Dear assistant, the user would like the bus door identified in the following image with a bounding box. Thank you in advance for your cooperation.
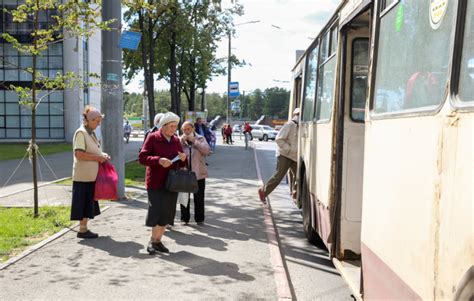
[335,10,371,260]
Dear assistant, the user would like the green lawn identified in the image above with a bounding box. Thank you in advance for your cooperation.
[0,143,72,161]
[56,160,146,187]
[0,206,73,262]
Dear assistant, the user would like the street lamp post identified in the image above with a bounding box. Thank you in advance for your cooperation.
[226,20,260,124]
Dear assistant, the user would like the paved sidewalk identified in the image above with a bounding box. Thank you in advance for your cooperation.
[0,138,142,202]
[0,140,279,299]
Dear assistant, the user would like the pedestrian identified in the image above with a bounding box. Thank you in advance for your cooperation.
[209,125,217,152]
[71,106,110,239]
[139,113,163,153]
[179,121,211,224]
[123,120,132,143]
[258,108,300,204]
[139,112,187,254]
[224,124,233,144]
[221,124,227,144]
[194,117,212,145]
[243,122,253,140]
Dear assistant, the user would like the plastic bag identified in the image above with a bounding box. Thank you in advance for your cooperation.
[178,192,192,207]
[94,161,119,201]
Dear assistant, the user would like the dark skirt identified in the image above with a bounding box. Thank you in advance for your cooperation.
[71,181,101,220]
[146,188,178,227]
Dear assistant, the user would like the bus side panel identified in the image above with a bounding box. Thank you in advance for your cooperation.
[313,122,334,243]
[437,113,474,299]
[361,116,441,299]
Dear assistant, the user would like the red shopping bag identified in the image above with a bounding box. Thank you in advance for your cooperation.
[94,162,119,201]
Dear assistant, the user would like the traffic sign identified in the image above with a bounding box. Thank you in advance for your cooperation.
[119,31,142,50]
[229,81,240,97]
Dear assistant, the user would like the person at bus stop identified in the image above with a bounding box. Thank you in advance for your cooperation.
[123,120,132,143]
[224,124,233,144]
[179,121,211,224]
[71,106,110,239]
[194,118,212,145]
[139,112,187,254]
[258,108,300,204]
[243,122,253,140]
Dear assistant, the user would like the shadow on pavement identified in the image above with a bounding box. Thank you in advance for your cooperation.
[166,230,228,251]
[78,236,151,260]
[160,250,255,282]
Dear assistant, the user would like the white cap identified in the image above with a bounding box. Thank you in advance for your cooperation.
[159,112,180,127]
[154,113,164,126]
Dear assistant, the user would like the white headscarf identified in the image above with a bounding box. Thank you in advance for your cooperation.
[159,112,180,127]
[154,113,164,127]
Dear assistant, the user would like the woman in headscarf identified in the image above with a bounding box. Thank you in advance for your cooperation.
[71,106,110,239]
[179,121,211,224]
[139,112,187,254]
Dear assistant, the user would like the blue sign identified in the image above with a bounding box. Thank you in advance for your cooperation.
[119,31,142,50]
[229,81,240,97]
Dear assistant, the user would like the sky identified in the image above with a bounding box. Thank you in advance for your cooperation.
[124,0,340,95]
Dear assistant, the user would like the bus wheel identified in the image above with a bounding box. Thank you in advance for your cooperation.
[301,174,321,245]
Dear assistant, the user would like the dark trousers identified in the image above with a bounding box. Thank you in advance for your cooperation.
[263,156,297,196]
[180,179,205,223]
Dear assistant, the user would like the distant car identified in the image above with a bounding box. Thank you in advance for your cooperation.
[251,125,278,141]
[232,124,241,133]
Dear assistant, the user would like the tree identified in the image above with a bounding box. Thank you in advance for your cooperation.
[248,89,264,119]
[1,0,111,217]
[263,87,290,119]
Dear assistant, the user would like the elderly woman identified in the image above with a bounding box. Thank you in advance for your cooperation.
[179,121,211,224]
[71,106,110,239]
[139,112,187,254]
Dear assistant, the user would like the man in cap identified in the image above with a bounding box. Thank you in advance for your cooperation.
[258,108,300,204]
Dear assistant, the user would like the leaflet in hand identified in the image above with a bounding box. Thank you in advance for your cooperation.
[170,155,180,163]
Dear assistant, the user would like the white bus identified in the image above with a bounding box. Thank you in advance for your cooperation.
[288,0,473,299]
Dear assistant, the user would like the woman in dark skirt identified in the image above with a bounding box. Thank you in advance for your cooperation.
[139,112,187,254]
[71,106,110,239]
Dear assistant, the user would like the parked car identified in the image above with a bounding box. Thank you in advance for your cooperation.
[232,124,241,133]
[251,125,278,141]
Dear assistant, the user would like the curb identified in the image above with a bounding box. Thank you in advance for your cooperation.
[0,205,111,271]
[252,143,295,300]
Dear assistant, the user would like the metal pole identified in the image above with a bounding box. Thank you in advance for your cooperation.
[227,31,231,124]
[101,0,125,199]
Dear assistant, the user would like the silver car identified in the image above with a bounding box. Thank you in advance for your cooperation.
[251,125,278,141]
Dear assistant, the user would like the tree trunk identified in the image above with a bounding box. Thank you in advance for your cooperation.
[138,9,155,127]
[146,1,156,127]
[200,87,205,111]
[169,31,179,116]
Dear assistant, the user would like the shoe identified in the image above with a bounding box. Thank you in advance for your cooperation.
[147,241,157,255]
[196,221,204,226]
[181,218,189,225]
[77,230,99,239]
[258,188,267,204]
[291,190,297,199]
[153,242,169,253]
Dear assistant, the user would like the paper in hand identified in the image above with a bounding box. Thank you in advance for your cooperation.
[170,155,180,163]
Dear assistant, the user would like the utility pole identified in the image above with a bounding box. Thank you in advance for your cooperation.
[101,0,125,199]
[226,31,231,124]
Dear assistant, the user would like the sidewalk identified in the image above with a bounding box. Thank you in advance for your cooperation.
[0,138,142,205]
[0,140,279,299]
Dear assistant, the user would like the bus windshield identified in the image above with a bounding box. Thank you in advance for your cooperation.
[459,1,473,103]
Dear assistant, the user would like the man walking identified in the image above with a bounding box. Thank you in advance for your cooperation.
[258,108,300,204]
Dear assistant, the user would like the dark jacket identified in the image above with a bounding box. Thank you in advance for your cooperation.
[195,123,212,144]
[139,129,187,190]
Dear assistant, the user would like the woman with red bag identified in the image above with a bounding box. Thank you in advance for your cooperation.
[139,112,187,254]
[71,106,110,239]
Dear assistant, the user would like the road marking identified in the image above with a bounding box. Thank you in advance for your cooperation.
[252,142,295,300]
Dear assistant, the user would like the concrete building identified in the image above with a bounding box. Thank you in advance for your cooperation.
[0,1,102,142]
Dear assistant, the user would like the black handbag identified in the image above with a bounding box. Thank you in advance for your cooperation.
[165,144,199,193]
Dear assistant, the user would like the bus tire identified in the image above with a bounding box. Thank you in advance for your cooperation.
[301,174,321,245]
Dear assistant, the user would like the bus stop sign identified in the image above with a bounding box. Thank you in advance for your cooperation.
[119,31,142,50]
[229,82,240,97]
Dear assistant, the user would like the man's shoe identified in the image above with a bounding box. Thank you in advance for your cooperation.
[147,241,157,255]
[153,242,169,253]
[258,188,267,204]
[77,230,99,239]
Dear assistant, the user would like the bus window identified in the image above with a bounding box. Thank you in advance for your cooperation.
[302,46,319,122]
[459,1,473,103]
[373,1,455,114]
[351,39,369,121]
[315,31,337,121]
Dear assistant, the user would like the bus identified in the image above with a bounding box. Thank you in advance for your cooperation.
[287,0,473,299]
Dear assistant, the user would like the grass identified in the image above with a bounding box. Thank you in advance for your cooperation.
[0,143,72,161]
[56,160,146,187]
[0,206,73,262]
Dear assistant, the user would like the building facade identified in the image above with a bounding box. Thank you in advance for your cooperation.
[0,0,102,142]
